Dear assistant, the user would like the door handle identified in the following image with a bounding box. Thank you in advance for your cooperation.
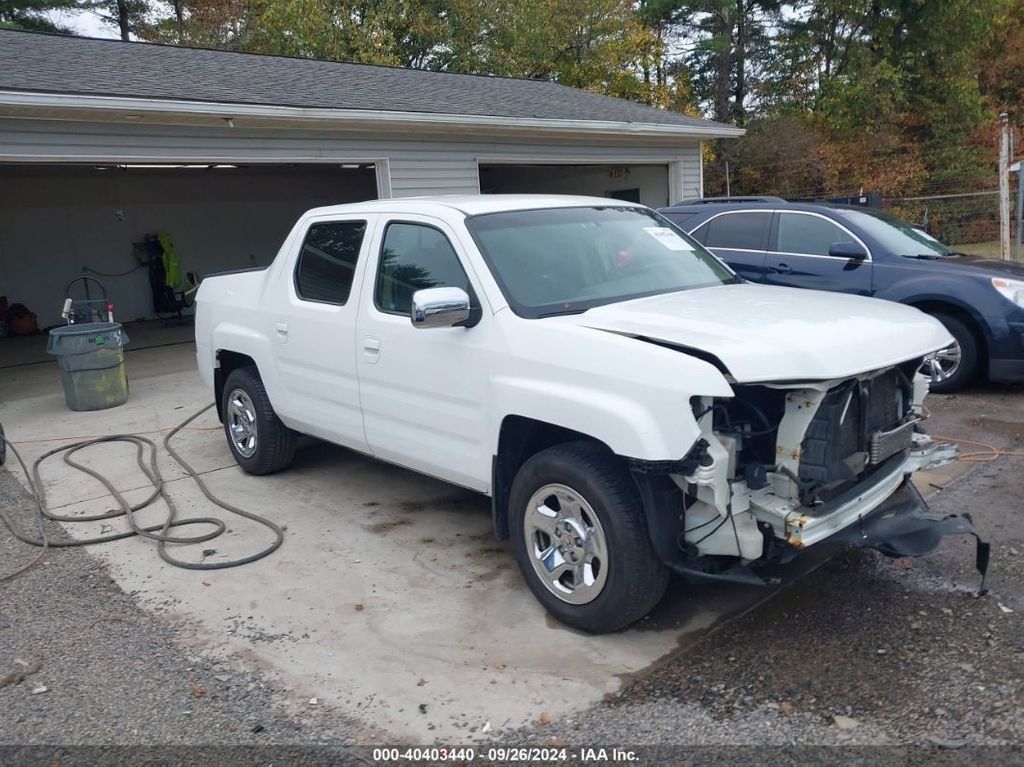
[363,336,381,362]
[774,263,792,275]
[275,322,289,341]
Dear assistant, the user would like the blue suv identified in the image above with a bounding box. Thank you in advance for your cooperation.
[660,198,1024,392]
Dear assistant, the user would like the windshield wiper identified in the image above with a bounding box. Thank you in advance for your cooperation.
[536,308,585,318]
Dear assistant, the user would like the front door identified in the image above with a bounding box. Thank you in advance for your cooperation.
[764,211,873,295]
[267,215,375,452]
[355,217,492,491]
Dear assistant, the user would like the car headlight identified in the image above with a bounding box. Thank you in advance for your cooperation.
[991,277,1024,308]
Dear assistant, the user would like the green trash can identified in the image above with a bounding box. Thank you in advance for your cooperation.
[47,322,130,411]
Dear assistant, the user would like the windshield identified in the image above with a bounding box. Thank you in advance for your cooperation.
[465,206,738,318]
[834,208,954,258]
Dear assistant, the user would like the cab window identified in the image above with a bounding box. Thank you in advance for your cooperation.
[294,221,366,304]
[375,223,472,315]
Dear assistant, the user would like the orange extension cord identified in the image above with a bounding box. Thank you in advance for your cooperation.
[929,435,1024,463]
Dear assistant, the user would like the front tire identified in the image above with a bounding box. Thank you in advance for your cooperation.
[508,441,670,633]
[222,367,296,475]
[924,312,979,393]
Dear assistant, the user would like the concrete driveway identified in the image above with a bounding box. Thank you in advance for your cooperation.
[0,342,828,740]
[0,340,983,742]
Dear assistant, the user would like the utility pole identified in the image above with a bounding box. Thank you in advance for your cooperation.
[1015,159,1023,261]
[999,113,1011,260]
[725,161,731,197]
[1014,122,1023,262]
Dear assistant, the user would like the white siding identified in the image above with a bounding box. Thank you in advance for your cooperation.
[0,118,704,199]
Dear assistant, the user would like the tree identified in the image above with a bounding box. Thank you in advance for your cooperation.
[442,0,668,104]
[979,0,1024,117]
[92,0,148,39]
[138,0,263,49]
[644,0,780,125]
[239,0,454,67]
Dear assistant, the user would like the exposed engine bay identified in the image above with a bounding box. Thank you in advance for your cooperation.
[667,358,989,588]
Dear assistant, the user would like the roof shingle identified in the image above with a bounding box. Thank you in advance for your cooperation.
[0,30,735,131]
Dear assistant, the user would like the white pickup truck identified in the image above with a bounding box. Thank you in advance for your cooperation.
[196,195,987,633]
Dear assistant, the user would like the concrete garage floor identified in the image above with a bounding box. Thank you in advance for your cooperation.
[0,342,1020,748]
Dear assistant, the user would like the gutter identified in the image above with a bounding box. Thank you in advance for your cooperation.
[0,90,746,140]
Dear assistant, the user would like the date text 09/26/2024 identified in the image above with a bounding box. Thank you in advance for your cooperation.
[372,746,639,762]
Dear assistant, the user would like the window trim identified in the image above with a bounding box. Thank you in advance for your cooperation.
[372,219,478,319]
[292,218,369,307]
[688,209,874,262]
[770,210,873,261]
[686,209,773,253]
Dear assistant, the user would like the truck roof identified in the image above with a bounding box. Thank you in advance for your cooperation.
[303,194,646,218]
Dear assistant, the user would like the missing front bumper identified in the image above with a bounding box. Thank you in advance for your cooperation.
[828,479,990,593]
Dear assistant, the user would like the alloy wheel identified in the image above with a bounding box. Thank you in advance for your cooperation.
[922,339,962,384]
[226,388,258,458]
[523,483,609,605]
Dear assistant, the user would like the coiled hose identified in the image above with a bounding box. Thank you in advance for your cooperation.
[0,403,283,583]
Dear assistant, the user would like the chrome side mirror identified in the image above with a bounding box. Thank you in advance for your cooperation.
[410,287,471,329]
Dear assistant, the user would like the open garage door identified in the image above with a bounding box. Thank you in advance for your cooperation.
[0,163,377,330]
[479,163,670,208]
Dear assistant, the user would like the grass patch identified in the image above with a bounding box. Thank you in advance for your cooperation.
[954,240,1024,261]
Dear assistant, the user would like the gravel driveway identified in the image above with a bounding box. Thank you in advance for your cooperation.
[1,384,1021,757]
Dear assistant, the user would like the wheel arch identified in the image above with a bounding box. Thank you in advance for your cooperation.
[904,298,989,369]
[214,349,258,422]
[491,415,616,540]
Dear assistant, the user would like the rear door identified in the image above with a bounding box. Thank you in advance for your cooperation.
[267,215,376,452]
[686,210,771,282]
[764,211,872,295]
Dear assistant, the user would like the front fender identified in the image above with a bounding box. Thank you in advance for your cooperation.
[876,278,993,335]
[490,321,734,461]
[493,377,701,460]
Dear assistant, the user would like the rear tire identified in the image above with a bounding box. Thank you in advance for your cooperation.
[926,312,979,393]
[222,367,296,475]
[508,441,670,633]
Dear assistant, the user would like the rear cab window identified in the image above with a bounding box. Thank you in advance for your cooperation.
[294,221,367,304]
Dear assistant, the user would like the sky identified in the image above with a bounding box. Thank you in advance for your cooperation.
[52,8,121,39]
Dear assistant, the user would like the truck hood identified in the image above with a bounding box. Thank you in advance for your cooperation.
[555,283,952,383]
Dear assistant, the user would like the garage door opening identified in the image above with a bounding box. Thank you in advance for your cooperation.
[479,163,670,209]
[0,162,377,341]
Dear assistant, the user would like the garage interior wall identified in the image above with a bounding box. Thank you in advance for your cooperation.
[0,164,376,326]
[479,164,671,208]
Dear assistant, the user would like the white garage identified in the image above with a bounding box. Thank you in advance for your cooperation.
[0,29,741,328]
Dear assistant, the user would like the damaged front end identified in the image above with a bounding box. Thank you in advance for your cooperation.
[636,359,989,592]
